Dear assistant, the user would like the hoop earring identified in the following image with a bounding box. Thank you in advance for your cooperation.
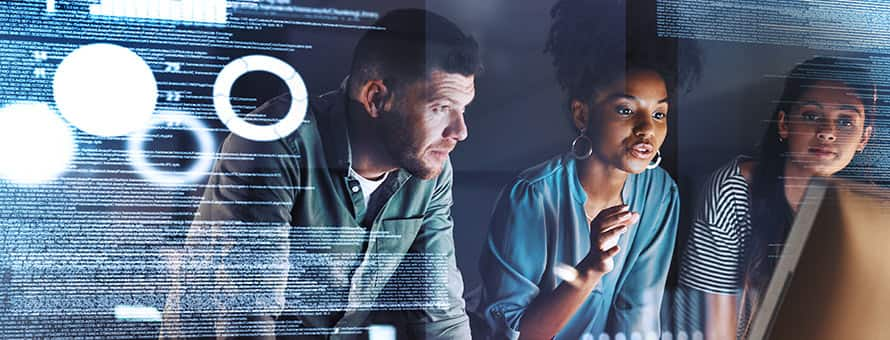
[571,128,593,160]
[646,151,662,170]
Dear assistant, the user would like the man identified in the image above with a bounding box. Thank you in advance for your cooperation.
[161,9,482,339]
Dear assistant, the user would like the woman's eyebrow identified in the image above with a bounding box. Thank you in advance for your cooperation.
[605,93,636,101]
[606,92,670,103]
[797,100,824,109]
[603,93,669,104]
[838,104,863,115]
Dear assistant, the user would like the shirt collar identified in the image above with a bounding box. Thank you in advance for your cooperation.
[314,80,412,185]
[565,152,634,207]
[313,87,353,175]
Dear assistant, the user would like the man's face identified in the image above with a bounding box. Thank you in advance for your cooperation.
[379,70,475,179]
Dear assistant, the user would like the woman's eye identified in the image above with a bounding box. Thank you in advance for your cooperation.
[653,111,666,120]
[838,118,854,127]
[801,112,820,121]
[616,106,633,116]
[432,105,450,113]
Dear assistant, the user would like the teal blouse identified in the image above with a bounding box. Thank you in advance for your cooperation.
[476,153,679,339]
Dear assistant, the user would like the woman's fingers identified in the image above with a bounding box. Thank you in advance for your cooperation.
[592,205,629,223]
[586,204,638,274]
[598,225,628,251]
[603,245,620,258]
[595,245,621,273]
[593,210,639,233]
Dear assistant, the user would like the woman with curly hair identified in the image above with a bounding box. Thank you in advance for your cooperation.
[474,1,699,338]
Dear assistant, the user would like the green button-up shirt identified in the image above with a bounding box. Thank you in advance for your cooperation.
[161,90,470,339]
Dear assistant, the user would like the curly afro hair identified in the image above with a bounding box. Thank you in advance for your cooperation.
[544,0,701,103]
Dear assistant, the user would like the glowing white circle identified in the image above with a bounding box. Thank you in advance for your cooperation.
[212,55,307,141]
[127,112,216,186]
[367,324,396,340]
[0,102,75,184]
[676,331,688,340]
[53,43,157,137]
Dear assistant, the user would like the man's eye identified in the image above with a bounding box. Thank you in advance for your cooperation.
[838,118,854,127]
[616,106,633,116]
[653,111,666,120]
[433,105,450,113]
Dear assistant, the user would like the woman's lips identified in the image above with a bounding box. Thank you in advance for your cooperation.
[629,142,653,160]
[808,146,837,159]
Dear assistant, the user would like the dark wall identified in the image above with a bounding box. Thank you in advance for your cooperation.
[241,0,870,296]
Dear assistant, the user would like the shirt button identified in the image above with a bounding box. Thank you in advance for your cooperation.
[351,186,360,193]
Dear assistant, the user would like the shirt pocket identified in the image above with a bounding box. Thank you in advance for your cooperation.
[374,217,424,254]
[369,217,433,304]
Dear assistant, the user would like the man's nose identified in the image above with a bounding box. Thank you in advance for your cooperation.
[444,111,468,142]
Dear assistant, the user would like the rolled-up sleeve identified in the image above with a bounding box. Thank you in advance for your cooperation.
[161,132,299,339]
[477,179,548,340]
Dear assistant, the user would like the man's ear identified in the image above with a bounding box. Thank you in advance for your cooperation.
[571,99,589,131]
[357,79,391,118]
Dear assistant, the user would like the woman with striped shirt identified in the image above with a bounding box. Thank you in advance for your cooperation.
[678,56,875,339]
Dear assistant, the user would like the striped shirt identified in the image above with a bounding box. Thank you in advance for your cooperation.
[679,156,752,295]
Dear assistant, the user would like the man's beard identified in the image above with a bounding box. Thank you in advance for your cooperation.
[378,110,440,180]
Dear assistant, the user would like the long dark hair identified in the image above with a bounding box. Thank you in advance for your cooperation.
[742,56,876,333]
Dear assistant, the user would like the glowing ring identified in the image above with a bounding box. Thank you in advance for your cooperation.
[213,55,307,141]
[128,112,216,186]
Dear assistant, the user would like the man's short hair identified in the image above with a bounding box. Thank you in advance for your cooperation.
[349,8,483,96]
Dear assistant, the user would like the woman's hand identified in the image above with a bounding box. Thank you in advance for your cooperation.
[582,204,639,274]
[518,205,639,339]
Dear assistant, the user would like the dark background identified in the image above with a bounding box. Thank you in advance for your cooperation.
[4,1,887,338]
[244,0,849,292]
[425,1,828,292]
[230,0,885,320]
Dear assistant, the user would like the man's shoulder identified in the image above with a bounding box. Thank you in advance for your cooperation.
[242,90,345,149]
[254,92,294,114]
[255,89,339,115]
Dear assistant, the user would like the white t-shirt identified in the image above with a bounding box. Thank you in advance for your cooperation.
[349,167,388,207]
